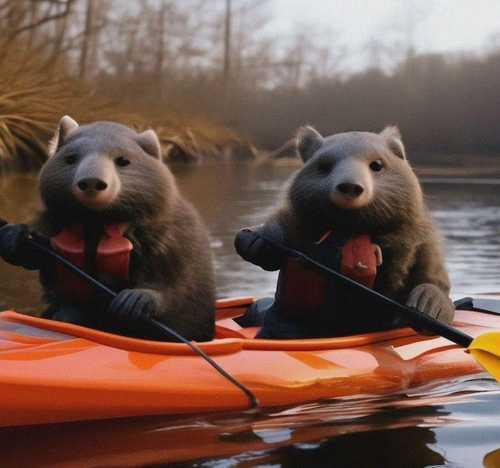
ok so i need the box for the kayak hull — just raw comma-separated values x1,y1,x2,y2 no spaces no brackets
0,296,498,427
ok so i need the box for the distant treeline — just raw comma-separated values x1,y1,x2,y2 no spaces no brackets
232,52,500,156
0,0,499,168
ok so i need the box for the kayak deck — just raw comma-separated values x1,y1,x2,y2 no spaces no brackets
0,296,498,427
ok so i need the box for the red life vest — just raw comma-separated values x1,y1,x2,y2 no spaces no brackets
50,224,133,302
340,234,380,287
278,232,382,314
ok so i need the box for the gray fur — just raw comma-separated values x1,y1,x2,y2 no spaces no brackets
296,126,324,162
136,129,162,159
380,126,406,159
269,126,454,325
36,117,215,341
48,115,79,157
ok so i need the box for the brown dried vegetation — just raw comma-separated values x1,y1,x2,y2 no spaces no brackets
0,0,256,170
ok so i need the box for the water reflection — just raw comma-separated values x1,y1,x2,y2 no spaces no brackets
209,427,445,468
425,181,500,294
0,377,497,467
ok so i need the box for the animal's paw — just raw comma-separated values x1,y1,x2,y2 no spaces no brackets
0,223,41,270
234,226,284,271
108,289,161,323
407,283,455,325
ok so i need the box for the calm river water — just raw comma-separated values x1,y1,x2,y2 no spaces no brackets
0,163,499,467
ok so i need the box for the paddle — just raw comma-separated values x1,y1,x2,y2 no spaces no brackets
1,219,497,385
0,220,259,409
254,233,500,382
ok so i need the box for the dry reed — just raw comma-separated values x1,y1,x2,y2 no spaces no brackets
0,63,255,171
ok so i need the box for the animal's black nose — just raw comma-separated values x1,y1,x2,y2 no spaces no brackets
337,183,364,198
77,178,108,192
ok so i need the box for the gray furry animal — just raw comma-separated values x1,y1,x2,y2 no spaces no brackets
235,126,454,338
0,116,215,341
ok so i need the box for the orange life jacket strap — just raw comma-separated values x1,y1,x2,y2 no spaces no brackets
50,224,133,302
340,234,379,288
278,231,381,316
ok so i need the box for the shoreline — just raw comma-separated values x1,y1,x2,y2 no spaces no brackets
415,166,500,178
265,158,500,179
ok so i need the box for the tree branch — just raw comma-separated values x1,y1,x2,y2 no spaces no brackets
7,0,75,40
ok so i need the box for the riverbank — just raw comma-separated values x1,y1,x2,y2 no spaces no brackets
416,167,500,178
1,66,499,173
0,66,257,171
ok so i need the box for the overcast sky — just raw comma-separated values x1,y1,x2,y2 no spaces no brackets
267,0,500,69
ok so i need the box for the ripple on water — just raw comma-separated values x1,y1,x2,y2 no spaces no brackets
165,376,499,468
433,200,500,293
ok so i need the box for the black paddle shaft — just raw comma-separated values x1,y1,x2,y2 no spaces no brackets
30,236,117,299
0,219,260,409
0,217,117,300
257,234,474,348
0,218,474,347
21,223,473,348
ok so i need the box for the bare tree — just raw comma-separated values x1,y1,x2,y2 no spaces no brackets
223,0,232,88
2,0,75,42
78,0,93,79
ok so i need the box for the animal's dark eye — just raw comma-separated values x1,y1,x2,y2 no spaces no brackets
115,156,130,167
317,160,333,174
369,160,384,172
64,154,77,165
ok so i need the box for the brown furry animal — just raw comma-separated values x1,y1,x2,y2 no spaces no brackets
235,126,454,339
0,116,215,341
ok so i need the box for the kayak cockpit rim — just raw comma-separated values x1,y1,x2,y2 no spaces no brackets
0,310,435,356
1,293,492,356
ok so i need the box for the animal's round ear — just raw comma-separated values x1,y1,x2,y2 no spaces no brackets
136,129,161,159
380,126,406,160
48,115,79,157
296,126,324,162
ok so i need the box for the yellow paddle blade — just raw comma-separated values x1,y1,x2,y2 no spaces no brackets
484,448,500,468
468,332,500,382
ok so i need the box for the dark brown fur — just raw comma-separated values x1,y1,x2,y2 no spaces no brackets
33,117,215,341
266,126,454,324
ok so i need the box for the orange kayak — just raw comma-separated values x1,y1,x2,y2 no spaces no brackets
0,296,498,428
